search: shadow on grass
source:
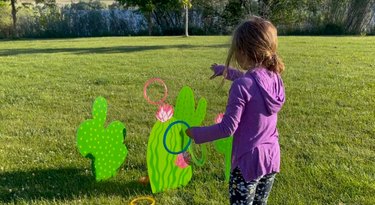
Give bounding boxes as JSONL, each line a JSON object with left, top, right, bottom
{"left": 0, "top": 167, "right": 150, "bottom": 203}
{"left": 0, "top": 44, "right": 228, "bottom": 56}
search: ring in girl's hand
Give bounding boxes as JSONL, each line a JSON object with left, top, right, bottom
{"left": 163, "top": 120, "right": 192, "bottom": 155}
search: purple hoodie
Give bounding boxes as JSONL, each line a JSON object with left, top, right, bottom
{"left": 190, "top": 66, "right": 285, "bottom": 181}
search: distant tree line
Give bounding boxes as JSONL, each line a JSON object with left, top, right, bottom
{"left": 0, "top": 0, "right": 374, "bottom": 38}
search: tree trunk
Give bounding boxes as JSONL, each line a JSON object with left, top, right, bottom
{"left": 10, "top": 0, "right": 17, "bottom": 37}
{"left": 185, "top": 5, "right": 189, "bottom": 37}
{"left": 147, "top": 10, "right": 153, "bottom": 36}
{"left": 345, "top": 0, "right": 375, "bottom": 34}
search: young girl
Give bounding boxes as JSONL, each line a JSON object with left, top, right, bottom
{"left": 186, "top": 16, "right": 285, "bottom": 205}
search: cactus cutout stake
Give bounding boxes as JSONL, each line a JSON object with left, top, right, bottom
{"left": 213, "top": 138, "right": 232, "bottom": 181}
{"left": 146, "top": 85, "right": 208, "bottom": 193}
{"left": 77, "top": 97, "right": 128, "bottom": 181}
{"left": 213, "top": 113, "right": 233, "bottom": 182}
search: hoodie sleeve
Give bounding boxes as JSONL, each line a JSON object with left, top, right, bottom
{"left": 225, "top": 68, "right": 244, "bottom": 81}
{"left": 213, "top": 65, "right": 244, "bottom": 81}
{"left": 190, "top": 79, "right": 251, "bottom": 144}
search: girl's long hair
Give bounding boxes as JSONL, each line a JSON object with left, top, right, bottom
{"left": 224, "top": 16, "right": 284, "bottom": 80}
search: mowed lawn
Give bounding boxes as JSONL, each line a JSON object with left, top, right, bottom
{"left": 0, "top": 36, "right": 374, "bottom": 205}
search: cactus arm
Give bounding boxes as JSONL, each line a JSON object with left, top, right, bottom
{"left": 92, "top": 96, "right": 107, "bottom": 125}
{"left": 174, "top": 86, "right": 195, "bottom": 124}
{"left": 192, "top": 98, "right": 207, "bottom": 126}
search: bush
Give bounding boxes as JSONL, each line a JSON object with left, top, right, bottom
{"left": 2, "top": 0, "right": 230, "bottom": 38}
{"left": 0, "top": 3, "right": 12, "bottom": 38}
{"left": 369, "top": 25, "right": 375, "bottom": 36}
{"left": 221, "top": 0, "right": 244, "bottom": 33}
{"left": 2, "top": 0, "right": 375, "bottom": 38}
{"left": 189, "top": 26, "right": 205, "bottom": 35}
{"left": 11, "top": 1, "right": 149, "bottom": 38}
{"left": 277, "top": 22, "right": 347, "bottom": 36}
{"left": 321, "top": 23, "right": 345, "bottom": 35}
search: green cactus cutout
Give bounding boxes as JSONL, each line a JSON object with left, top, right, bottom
{"left": 174, "top": 86, "right": 208, "bottom": 166}
{"left": 77, "top": 96, "right": 128, "bottom": 181}
{"left": 147, "top": 117, "right": 192, "bottom": 193}
{"left": 213, "top": 137, "right": 233, "bottom": 182}
{"left": 147, "top": 86, "right": 208, "bottom": 193}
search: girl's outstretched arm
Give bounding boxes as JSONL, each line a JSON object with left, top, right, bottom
{"left": 210, "top": 64, "right": 244, "bottom": 81}
{"left": 186, "top": 79, "right": 251, "bottom": 144}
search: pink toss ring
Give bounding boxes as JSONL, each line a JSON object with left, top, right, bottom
{"left": 143, "top": 78, "right": 168, "bottom": 105}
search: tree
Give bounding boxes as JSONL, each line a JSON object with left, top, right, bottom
{"left": 116, "top": 0, "right": 182, "bottom": 36}
{"left": 222, "top": 0, "right": 245, "bottom": 29}
{"left": 10, "top": 0, "right": 16, "bottom": 36}
{"left": 115, "top": 0, "right": 155, "bottom": 35}
{"left": 345, "top": 0, "right": 375, "bottom": 34}
{"left": 303, "top": 0, "right": 375, "bottom": 34}
{"left": 192, "top": 0, "right": 228, "bottom": 34}
{"left": 0, "top": 0, "right": 17, "bottom": 36}
{"left": 182, "top": 0, "right": 192, "bottom": 36}
{"left": 255, "top": 0, "right": 311, "bottom": 25}
{"left": 0, "top": 1, "right": 12, "bottom": 37}
{"left": 222, "top": 0, "right": 304, "bottom": 30}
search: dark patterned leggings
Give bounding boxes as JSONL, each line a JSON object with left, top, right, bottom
{"left": 229, "top": 167, "right": 276, "bottom": 205}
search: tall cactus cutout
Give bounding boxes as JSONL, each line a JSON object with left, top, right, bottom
{"left": 77, "top": 97, "right": 128, "bottom": 181}
{"left": 213, "top": 113, "right": 233, "bottom": 182}
{"left": 147, "top": 86, "right": 207, "bottom": 193}
{"left": 147, "top": 116, "right": 193, "bottom": 193}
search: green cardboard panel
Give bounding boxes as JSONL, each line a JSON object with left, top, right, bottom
{"left": 77, "top": 97, "right": 128, "bottom": 181}
{"left": 213, "top": 137, "right": 233, "bottom": 182}
{"left": 147, "top": 117, "right": 193, "bottom": 193}
{"left": 147, "top": 86, "right": 208, "bottom": 193}
{"left": 213, "top": 113, "right": 233, "bottom": 182}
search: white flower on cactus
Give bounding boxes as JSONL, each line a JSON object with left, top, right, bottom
{"left": 156, "top": 104, "right": 174, "bottom": 122}
{"left": 215, "top": 113, "right": 224, "bottom": 124}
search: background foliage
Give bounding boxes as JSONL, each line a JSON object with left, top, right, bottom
{"left": 0, "top": 0, "right": 374, "bottom": 38}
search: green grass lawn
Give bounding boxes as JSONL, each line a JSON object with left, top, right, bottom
{"left": 0, "top": 36, "right": 374, "bottom": 205}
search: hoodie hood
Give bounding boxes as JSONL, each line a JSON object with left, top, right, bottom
{"left": 248, "top": 68, "right": 285, "bottom": 115}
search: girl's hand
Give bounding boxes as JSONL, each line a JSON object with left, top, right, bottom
{"left": 210, "top": 63, "right": 226, "bottom": 79}
{"left": 185, "top": 128, "right": 194, "bottom": 138}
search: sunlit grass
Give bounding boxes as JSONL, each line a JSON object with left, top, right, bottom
{"left": 0, "top": 36, "right": 374, "bottom": 204}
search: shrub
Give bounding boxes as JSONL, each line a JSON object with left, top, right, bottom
{"left": 321, "top": 23, "right": 345, "bottom": 35}
{"left": 0, "top": 3, "right": 12, "bottom": 38}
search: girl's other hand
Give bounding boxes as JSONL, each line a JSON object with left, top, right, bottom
{"left": 210, "top": 63, "right": 225, "bottom": 79}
